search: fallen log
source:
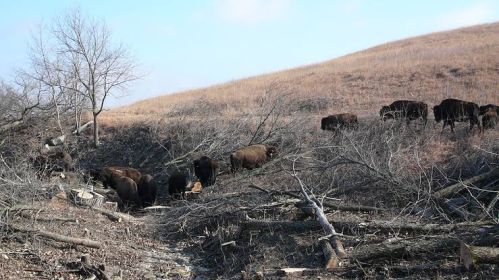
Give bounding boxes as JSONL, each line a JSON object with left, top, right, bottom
{"left": 434, "top": 168, "right": 499, "bottom": 199}
{"left": 8, "top": 224, "right": 101, "bottom": 249}
{"left": 351, "top": 237, "right": 459, "bottom": 262}
{"left": 91, "top": 206, "right": 138, "bottom": 223}
{"left": 320, "top": 239, "right": 339, "bottom": 270}
{"left": 242, "top": 218, "right": 322, "bottom": 232}
{"left": 248, "top": 184, "right": 386, "bottom": 213}
{"left": 460, "top": 241, "right": 499, "bottom": 270}
{"left": 72, "top": 121, "right": 93, "bottom": 135}
{"left": 292, "top": 172, "right": 346, "bottom": 268}
{"left": 241, "top": 218, "right": 492, "bottom": 235}
{"left": 18, "top": 211, "right": 79, "bottom": 224}
{"left": 0, "top": 120, "right": 23, "bottom": 133}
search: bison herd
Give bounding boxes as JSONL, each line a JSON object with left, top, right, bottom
{"left": 40, "top": 98, "right": 495, "bottom": 211}
{"left": 85, "top": 143, "right": 278, "bottom": 209}
{"left": 322, "top": 98, "right": 498, "bottom": 132}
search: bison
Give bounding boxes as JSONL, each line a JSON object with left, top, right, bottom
{"left": 482, "top": 109, "right": 497, "bottom": 129}
{"left": 138, "top": 174, "right": 157, "bottom": 207}
{"left": 379, "top": 100, "right": 428, "bottom": 125}
{"left": 230, "top": 144, "right": 277, "bottom": 171}
{"left": 479, "top": 104, "right": 499, "bottom": 115}
{"left": 33, "top": 150, "right": 74, "bottom": 177}
{"left": 321, "top": 113, "right": 358, "bottom": 131}
{"left": 112, "top": 175, "right": 142, "bottom": 207}
{"left": 56, "top": 151, "right": 74, "bottom": 172}
{"left": 101, "top": 166, "right": 141, "bottom": 188}
{"left": 193, "top": 156, "right": 219, "bottom": 187}
{"left": 433, "top": 98, "right": 481, "bottom": 132}
{"left": 168, "top": 172, "right": 194, "bottom": 199}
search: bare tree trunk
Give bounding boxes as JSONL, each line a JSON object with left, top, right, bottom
{"left": 93, "top": 112, "right": 99, "bottom": 147}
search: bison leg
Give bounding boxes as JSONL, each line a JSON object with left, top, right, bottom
{"left": 450, "top": 121, "right": 455, "bottom": 132}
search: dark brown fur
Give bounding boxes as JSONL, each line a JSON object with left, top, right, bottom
{"left": 482, "top": 109, "right": 497, "bottom": 129}
{"left": 479, "top": 104, "right": 499, "bottom": 115}
{"left": 138, "top": 174, "right": 157, "bottom": 207}
{"left": 113, "top": 176, "right": 141, "bottom": 207}
{"left": 433, "top": 98, "right": 481, "bottom": 132}
{"left": 168, "top": 172, "right": 193, "bottom": 199}
{"left": 101, "top": 166, "right": 141, "bottom": 188}
{"left": 321, "top": 113, "right": 358, "bottom": 131}
{"left": 193, "top": 156, "right": 219, "bottom": 187}
{"left": 230, "top": 144, "right": 277, "bottom": 171}
{"left": 379, "top": 100, "right": 428, "bottom": 125}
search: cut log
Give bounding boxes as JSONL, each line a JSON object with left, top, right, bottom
{"left": 69, "top": 189, "right": 104, "bottom": 207}
{"left": 248, "top": 184, "right": 386, "bottom": 213}
{"left": 18, "top": 211, "right": 79, "bottom": 223}
{"left": 460, "top": 241, "right": 499, "bottom": 270}
{"left": 9, "top": 224, "right": 101, "bottom": 249}
{"left": 45, "top": 135, "right": 66, "bottom": 147}
{"left": 0, "top": 120, "right": 23, "bottom": 133}
{"left": 277, "top": 268, "right": 320, "bottom": 277}
{"left": 351, "top": 237, "right": 459, "bottom": 262}
{"left": 241, "top": 218, "right": 492, "bottom": 235}
{"left": 72, "top": 121, "right": 93, "bottom": 135}
{"left": 320, "top": 239, "right": 339, "bottom": 270}
{"left": 144, "top": 205, "right": 172, "bottom": 211}
{"left": 91, "top": 206, "right": 138, "bottom": 223}
{"left": 434, "top": 168, "right": 499, "bottom": 199}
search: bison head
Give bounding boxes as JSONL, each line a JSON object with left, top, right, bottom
{"left": 433, "top": 105, "right": 442, "bottom": 122}
{"left": 379, "top": 106, "right": 392, "bottom": 121}
{"left": 265, "top": 145, "right": 277, "bottom": 159}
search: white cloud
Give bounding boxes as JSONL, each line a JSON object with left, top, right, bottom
{"left": 216, "top": 0, "right": 291, "bottom": 25}
{"left": 435, "top": 2, "right": 496, "bottom": 31}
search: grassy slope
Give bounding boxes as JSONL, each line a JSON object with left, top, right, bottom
{"left": 104, "top": 22, "right": 499, "bottom": 124}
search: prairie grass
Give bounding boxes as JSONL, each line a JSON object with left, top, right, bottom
{"left": 102, "top": 22, "right": 499, "bottom": 125}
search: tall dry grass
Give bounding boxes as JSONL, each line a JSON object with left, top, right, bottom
{"left": 102, "top": 22, "right": 499, "bottom": 125}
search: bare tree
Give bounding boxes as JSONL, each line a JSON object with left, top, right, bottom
{"left": 28, "top": 8, "right": 139, "bottom": 147}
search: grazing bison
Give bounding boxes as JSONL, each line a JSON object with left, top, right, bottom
{"left": 138, "top": 174, "right": 157, "bottom": 207}
{"left": 479, "top": 104, "right": 499, "bottom": 115}
{"left": 482, "top": 109, "right": 497, "bottom": 129}
{"left": 379, "top": 100, "right": 428, "bottom": 125}
{"left": 168, "top": 172, "right": 194, "bottom": 199}
{"left": 101, "top": 166, "right": 141, "bottom": 188}
{"left": 113, "top": 176, "right": 142, "bottom": 207}
{"left": 55, "top": 151, "right": 74, "bottom": 172}
{"left": 433, "top": 98, "right": 481, "bottom": 132}
{"left": 321, "top": 113, "right": 358, "bottom": 131}
{"left": 193, "top": 156, "right": 219, "bottom": 187}
{"left": 33, "top": 150, "right": 74, "bottom": 177}
{"left": 230, "top": 144, "right": 277, "bottom": 171}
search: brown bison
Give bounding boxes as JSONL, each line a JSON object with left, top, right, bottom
{"left": 230, "top": 144, "right": 277, "bottom": 171}
{"left": 321, "top": 113, "right": 358, "bottom": 131}
{"left": 56, "top": 151, "right": 74, "bottom": 172}
{"left": 112, "top": 176, "right": 142, "bottom": 207}
{"left": 482, "top": 109, "right": 497, "bottom": 129}
{"left": 479, "top": 104, "right": 499, "bottom": 115}
{"left": 138, "top": 174, "right": 157, "bottom": 207}
{"left": 33, "top": 150, "right": 74, "bottom": 177}
{"left": 433, "top": 98, "right": 481, "bottom": 132}
{"left": 168, "top": 172, "right": 194, "bottom": 199}
{"left": 193, "top": 156, "right": 219, "bottom": 187}
{"left": 379, "top": 100, "right": 428, "bottom": 125}
{"left": 101, "top": 166, "right": 141, "bottom": 188}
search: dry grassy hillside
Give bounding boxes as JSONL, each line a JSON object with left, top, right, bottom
{"left": 104, "top": 22, "right": 499, "bottom": 124}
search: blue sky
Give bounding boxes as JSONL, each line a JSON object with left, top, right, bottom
{"left": 1, "top": 0, "right": 499, "bottom": 107}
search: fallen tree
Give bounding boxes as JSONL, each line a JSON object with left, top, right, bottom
{"left": 434, "top": 168, "right": 499, "bottom": 199}
{"left": 7, "top": 224, "right": 101, "bottom": 249}
{"left": 460, "top": 241, "right": 499, "bottom": 270}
